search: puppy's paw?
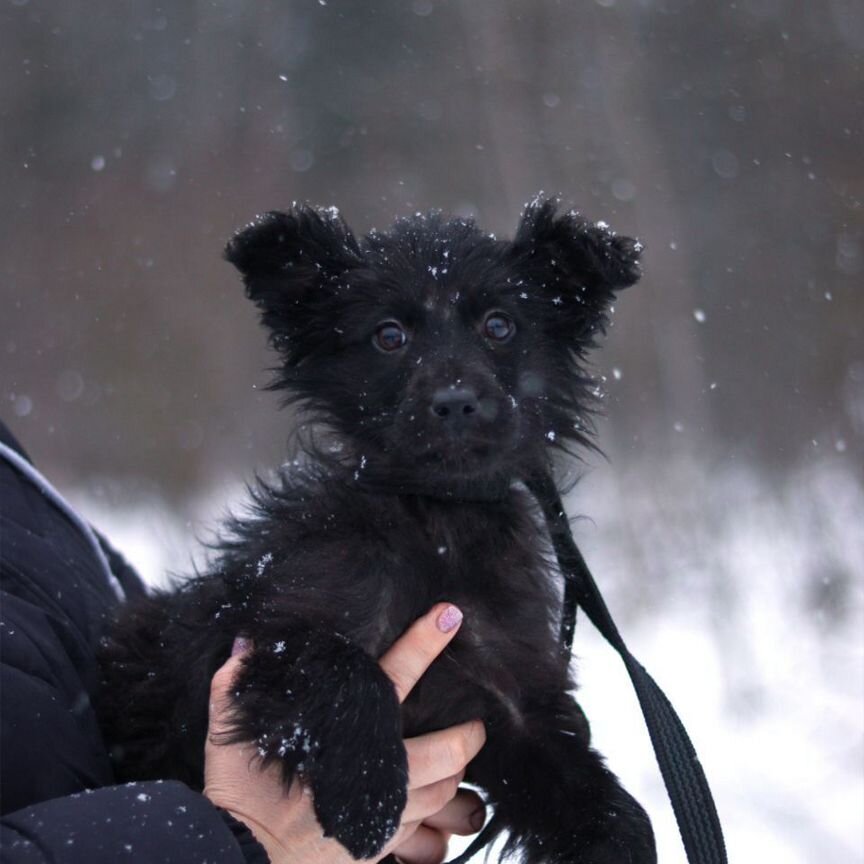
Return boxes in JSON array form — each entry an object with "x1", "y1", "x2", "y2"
[
  {"x1": 311, "y1": 741, "x2": 408, "y2": 859},
  {"x1": 227, "y1": 626, "x2": 408, "y2": 859},
  {"x1": 307, "y1": 642, "x2": 408, "y2": 858}
]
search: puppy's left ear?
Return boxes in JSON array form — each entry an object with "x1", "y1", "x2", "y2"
[{"x1": 511, "y1": 196, "x2": 642, "y2": 338}]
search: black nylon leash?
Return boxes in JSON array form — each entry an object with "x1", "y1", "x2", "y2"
[{"x1": 525, "y1": 468, "x2": 728, "y2": 864}]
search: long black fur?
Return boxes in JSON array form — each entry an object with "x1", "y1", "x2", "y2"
[{"x1": 97, "y1": 196, "x2": 655, "y2": 864}]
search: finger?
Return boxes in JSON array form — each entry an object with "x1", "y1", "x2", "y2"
[
  {"x1": 422, "y1": 789, "x2": 487, "y2": 836},
  {"x1": 392, "y1": 823, "x2": 449, "y2": 864},
  {"x1": 209, "y1": 657, "x2": 241, "y2": 718},
  {"x1": 405, "y1": 721, "x2": 486, "y2": 788},
  {"x1": 379, "y1": 604, "x2": 463, "y2": 703},
  {"x1": 208, "y1": 638, "x2": 252, "y2": 729},
  {"x1": 402, "y1": 772, "x2": 464, "y2": 823}
]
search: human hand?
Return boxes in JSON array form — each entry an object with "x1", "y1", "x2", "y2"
[{"x1": 203, "y1": 603, "x2": 487, "y2": 864}]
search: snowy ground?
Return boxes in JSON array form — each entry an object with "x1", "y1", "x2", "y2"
[
  {"x1": 570, "y1": 457, "x2": 864, "y2": 864},
  {"x1": 72, "y1": 455, "x2": 864, "y2": 864}
]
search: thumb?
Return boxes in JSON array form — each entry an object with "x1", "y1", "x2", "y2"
[{"x1": 208, "y1": 637, "x2": 252, "y2": 736}]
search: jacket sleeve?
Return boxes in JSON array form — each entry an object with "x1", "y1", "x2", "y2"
[
  {"x1": 0, "y1": 781, "x2": 267, "y2": 864},
  {"x1": 0, "y1": 423, "x2": 269, "y2": 864}
]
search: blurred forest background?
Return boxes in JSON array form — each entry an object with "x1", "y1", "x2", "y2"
[{"x1": 1, "y1": 1, "x2": 861, "y2": 862}]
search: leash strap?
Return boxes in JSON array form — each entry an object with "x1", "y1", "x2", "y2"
[{"x1": 525, "y1": 470, "x2": 728, "y2": 864}]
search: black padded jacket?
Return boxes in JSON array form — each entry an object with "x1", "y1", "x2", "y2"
[{"x1": 0, "y1": 420, "x2": 267, "y2": 864}]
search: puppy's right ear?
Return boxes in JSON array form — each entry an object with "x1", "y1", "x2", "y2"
[{"x1": 225, "y1": 205, "x2": 362, "y2": 361}]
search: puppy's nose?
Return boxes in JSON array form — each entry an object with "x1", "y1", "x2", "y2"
[{"x1": 430, "y1": 387, "x2": 479, "y2": 420}]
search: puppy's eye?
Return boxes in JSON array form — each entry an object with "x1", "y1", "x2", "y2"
[
  {"x1": 374, "y1": 321, "x2": 408, "y2": 352},
  {"x1": 483, "y1": 311, "x2": 515, "y2": 343}
]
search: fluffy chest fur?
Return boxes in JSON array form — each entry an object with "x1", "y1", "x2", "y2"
[{"x1": 218, "y1": 476, "x2": 564, "y2": 736}]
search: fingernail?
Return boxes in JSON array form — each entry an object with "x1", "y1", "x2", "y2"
[
  {"x1": 436, "y1": 605, "x2": 463, "y2": 633},
  {"x1": 231, "y1": 636, "x2": 251, "y2": 656},
  {"x1": 469, "y1": 806, "x2": 486, "y2": 832}
]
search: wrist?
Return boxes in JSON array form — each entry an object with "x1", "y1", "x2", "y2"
[
  {"x1": 217, "y1": 807, "x2": 273, "y2": 864},
  {"x1": 220, "y1": 807, "x2": 288, "y2": 864}
]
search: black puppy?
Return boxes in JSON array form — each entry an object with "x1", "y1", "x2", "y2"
[{"x1": 98, "y1": 196, "x2": 656, "y2": 864}]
